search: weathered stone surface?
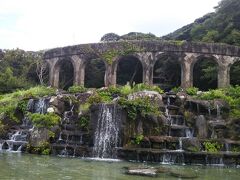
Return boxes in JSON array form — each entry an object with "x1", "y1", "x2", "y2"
[
  {"x1": 182, "y1": 138, "x2": 201, "y2": 152},
  {"x1": 128, "y1": 90, "x2": 163, "y2": 105},
  {"x1": 44, "y1": 41, "x2": 240, "y2": 59},
  {"x1": 170, "y1": 170, "x2": 198, "y2": 179},
  {"x1": 125, "y1": 166, "x2": 169, "y2": 177},
  {"x1": 44, "y1": 40, "x2": 240, "y2": 88},
  {"x1": 148, "y1": 136, "x2": 178, "y2": 143},
  {"x1": 196, "y1": 115, "x2": 207, "y2": 138},
  {"x1": 126, "y1": 167, "x2": 158, "y2": 177},
  {"x1": 29, "y1": 128, "x2": 51, "y2": 147}
]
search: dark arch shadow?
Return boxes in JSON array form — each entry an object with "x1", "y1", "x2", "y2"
[
  {"x1": 58, "y1": 58, "x2": 74, "y2": 90},
  {"x1": 230, "y1": 61, "x2": 240, "y2": 86},
  {"x1": 84, "y1": 59, "x2": 106, "y2": 88},
  {"x1": 116, "y1": 55, "x2": 143, "y2": 86},
  {"x1": 193, "y1": 57, "x2": 218, "y2": 91},
  {"x1": 153, "y1": 54, "x2": 181, "y2": 90}
]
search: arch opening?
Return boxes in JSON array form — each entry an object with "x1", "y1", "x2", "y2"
[
  {"x1": 116, "y1": 56, "x2": 143, "y2": 86},
  {"x1": 193, "y1": 57, "x2": 218, "y2": 91},
  {"x1": 230, "y1": 61, "x2": 240, "y2": 86},
  {"x1": 153, "y1": 54, "x2": 181, "y2": 90},
  {"x1": 58, "y1": 59, "x2": 74, "y2": 90},
  {"x1": 84, "y1": 59, "x2": 106, "y2": 88}
]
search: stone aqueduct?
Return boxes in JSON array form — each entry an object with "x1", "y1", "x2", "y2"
[{"x1": 43, "y1": 40, "x2": 240, "y2": 89}]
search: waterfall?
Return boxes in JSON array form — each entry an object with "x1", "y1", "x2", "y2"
[
  {"x1": 0, "y1": 142, "x2": 3, "y2": 151},
  {"x1": 185, "y1": 128, "x2": 194, "y2": 138},
  {"x1": 178, "y1": 137, "x2": 183, "y2": 151},
  {"x1": 216, "y1": 104, "x2": 221, "y2": 118},
  {"x1": 167, "y1": 97, "x2": 170, "y2": 106},
  {"x1": 208, "y1": 106, "x2": 211, "y2": 116},
  {"x1": 5, "y1": 130, "x2": 28, "y2": 152},
  {"x1": 225, "y1": 143, "x2": 231, "y2": 153},
  {"x1": 93, "y1": 104, "x2": 121, "y2": 159},
  {"x1": 27, "y1": 98, "x2": 49, "y2": 114}
]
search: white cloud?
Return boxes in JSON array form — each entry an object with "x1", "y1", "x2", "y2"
[{"x1": 0, "y1": 0, "x2": 220, "y2": 50}]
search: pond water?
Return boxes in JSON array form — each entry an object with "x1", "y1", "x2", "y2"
[{"x1": 0, "y1": 152, "x2": 239, "y2": 180}]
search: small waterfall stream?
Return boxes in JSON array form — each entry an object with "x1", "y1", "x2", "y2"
[
  {"x1": 1, "y1": 98, "x2": 49, "y2": 152},
  {"x1": 93, "y1": 104, "x2": 121, "y2": 159}
]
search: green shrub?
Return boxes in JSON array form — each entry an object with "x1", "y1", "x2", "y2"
[
  {"x1": 29, "y1": 113, "x2": 61, "y2": 128},
  {"x1": 186, "y1": 87, "x2": 199, "y2": 96},
  {"x1": 197, "y1": 87, "x2": 240, "y2": 118},
  {"x1": 28, "y1": 141, "x2": 51, "y2": 155},
  {"x1": 199, "y1": 89, "x2": 225, "y2": 100},
  {"x1": 0, "y1": 120, "x2": 6, "y2": 136},
  {"x1": 133, "y1": 83, "x2": 164, "y2": 94},
  {"x1": 172, "y1": 87, "x2": 182, "y2": 93},
  {"x1": 87, "y1": 93, "x2": 103, "y2": 104},
  {"x1": 68, "y1": 85, "x2": 86, "y2": 94},
  {"x1": 0, "y1": 86, "x2": 56, "y2": 122},
  {"x1": 118, "y1": 97, "x2": 160, "y2": 120},
  {"x1": 41, "y1": 148, "x2": 51, "y2": 155},
  {"x1": 78, "y1": 115, "x2": 89, "y2": 129},
  {"x1": 97, "y1": 91, "x2": 112, "y2": 102},
  {"x1": 203, "y1": 141, "x2": 223, "y2": 153},
  {"x1": 120, "y1": 84, "x2": 132, "y2": 96},
  {"x1": 226, "y1": 85, "x2": 240, "y2": 98},
  {"x1": 134, "y1": 134, "x2": 144, "y2": 145},
  {"x1": 16, "y1": 99, "x2": 28, "y2": 113}
]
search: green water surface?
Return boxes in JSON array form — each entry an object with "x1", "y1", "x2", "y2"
[{"x1": 0, "y1": 152, "x2": 239, "y2": 180}]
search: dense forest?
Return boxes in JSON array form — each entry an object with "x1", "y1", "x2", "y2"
[
  {"x1": 0, "y1": 0, "x2": 240, "y2": 94},
  {"x1": 163, "y1": 0, "x2": 240, "y2": 46}
]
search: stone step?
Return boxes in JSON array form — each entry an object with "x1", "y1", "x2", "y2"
[{"x1": 117, "y1": 147, "x2": 240, "y2": 165}]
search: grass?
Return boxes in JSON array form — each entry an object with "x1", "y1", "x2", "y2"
[{"x1": 0, "y1": 86, "x2": 56, "y2": 122}]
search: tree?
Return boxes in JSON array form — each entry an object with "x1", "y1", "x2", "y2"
[
  {"x1": 0, "y1": 68, "x2": 26, "y2": 93},
  {"x1": 35, "y1": 53, "x2": 49, "y2": 85}
]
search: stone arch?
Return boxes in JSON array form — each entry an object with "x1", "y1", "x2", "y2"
[
  {"x1": 153, "y1": 52, "x2": 181, "y2": 90},
  {"x1": 192, "y1": 55, "x2": 219, "y2": 90},
  {"x1": 52, "y1": 57, "x2": 75, "y2": 90},
  {"x1": 83, "y1": 58, "x2": 107, "y2": 88},
  {"x1": 230, "y1": 59, "x2": 240, "y2": 86},
  {"x1": 113, "y1": 54, "x2": 144, "y2": 86}
]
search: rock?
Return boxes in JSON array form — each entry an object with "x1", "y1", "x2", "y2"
[
  {"x1": 126, "y1": 167, "x2": 158, "y2": 177},
  {"x1": 49, "y1": 96, "x2": 65, "y2": 114},
  {"x1": 125, "y1": 166, "x2": 171, "y2": 177},
  {"x1": 170, "y1": 170, "x2": 198, "y2": 179},
  {"x1": 29, "y1": 128, "x2": 51, "y2": 147},
  {"x1": 128, "y1": 90, "x2": 163, "y2": 105},
  {"x1": 196, "y1": 115, "x2": 207, "y2": 138},
  {"x1": 156, "y1": 167, "x2": 170, "y2": 173},
  {"x1": 149, "y1": 136, "x2": 178, "y2": 143},
  {"x1": 182, "y1": 138, "x2": 201, "y2": 152},
  {"x1": 47, "y1": 107, "x2": 55, "y2": 113},
  {"x1": 76, "y1": 92, "x2": 93, "y2": 104}
]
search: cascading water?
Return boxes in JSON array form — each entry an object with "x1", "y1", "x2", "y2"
[
  {"x1": 178, "y1": 137, "x2": 183, "y2": 151},
  {"x1": 27, "y1": 98, "x2": 49, "y2": 114},
  {"x1": 1, "y1": 98, "x2": 49, "y2": 153},
  {"x1": 93, "y1": 103, "x2": 122, "y2": 159},
  {"x1": 185, "y1": 128, "x2": 194, "y2": 138},
  {"x1": 0, "y1": 142, "x2": 3, "y2": 151},
  {"x1": 216, "y1": 104, "x2": 221, "y2": 118},
  {"x1": 6, "y1": 130, "x2": 28, "y2": 152}
]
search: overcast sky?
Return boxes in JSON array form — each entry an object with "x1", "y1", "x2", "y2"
[{"x1": 0, "y1": 0, "x2": 220, "y2": 51}]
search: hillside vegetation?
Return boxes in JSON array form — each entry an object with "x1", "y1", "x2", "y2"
[{"x1": 163, "y1": 0, "x2": 240, "y2": 46}]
